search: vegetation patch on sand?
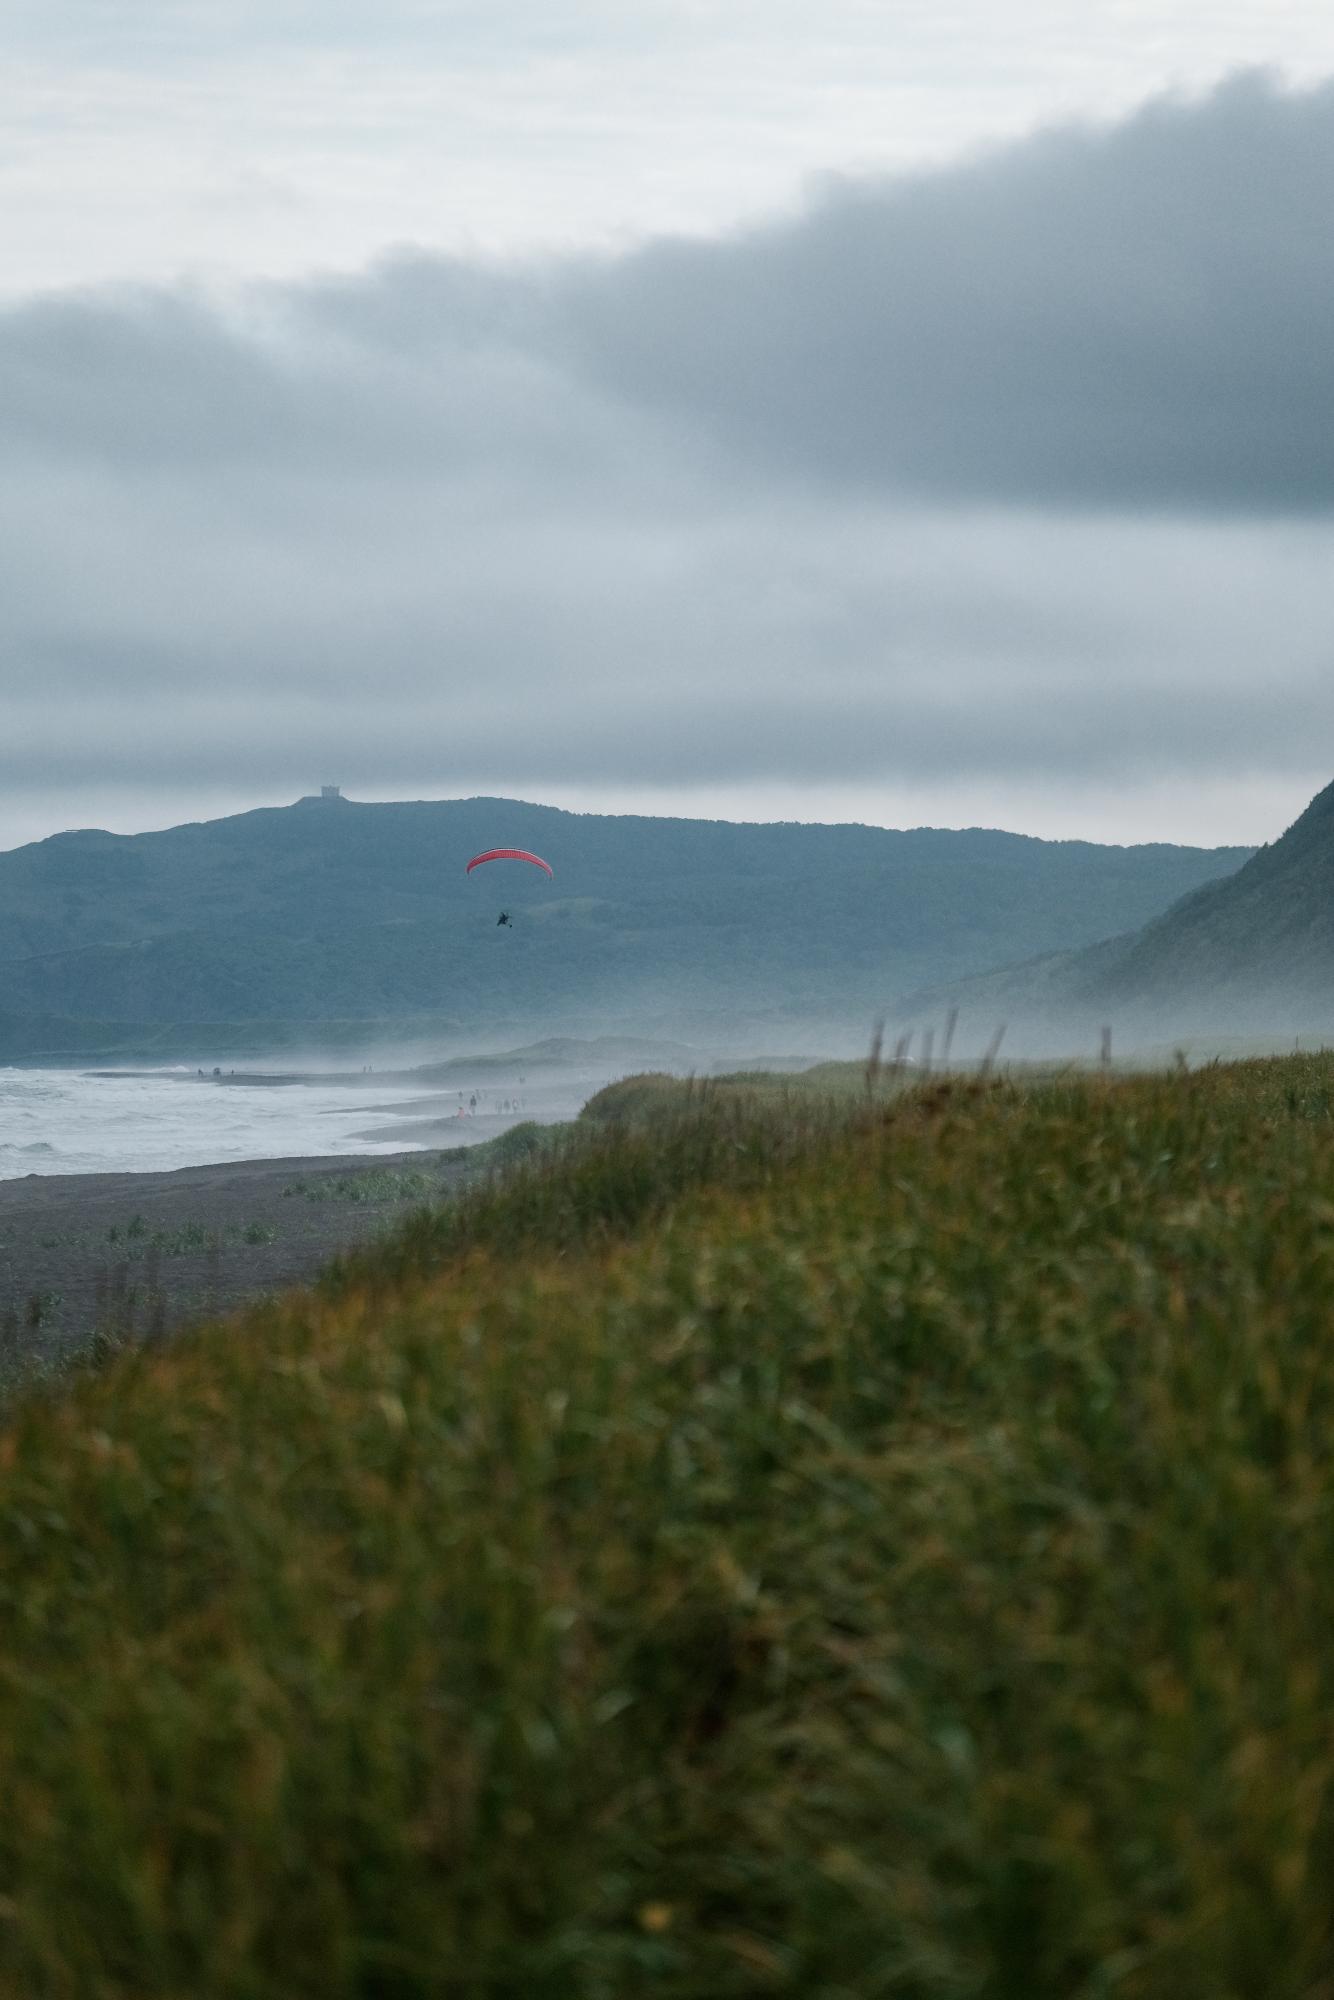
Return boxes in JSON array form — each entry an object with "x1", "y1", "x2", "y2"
[{"x1": 1, "y1": 1057, "x2": 1332, "y2": 1995}]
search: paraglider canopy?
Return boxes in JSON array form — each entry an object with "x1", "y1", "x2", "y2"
[{"x1": 465, "y1": 848, "x2": 553, "y2": 877}]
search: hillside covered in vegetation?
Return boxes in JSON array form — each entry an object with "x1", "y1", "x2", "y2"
[
  {"x1": 0, "y1": 794, "x2": 1251, "y2": 1057},
  {"x1": 921, "y1": 777, "x2": 1334, "y2": 1046},
  {"x1": 2, "y1": 1055, "x2": 1331, "y2": 1995},
  {"x1": 1090, "y1": 774, "x2": 1334, "y2": 1017}
]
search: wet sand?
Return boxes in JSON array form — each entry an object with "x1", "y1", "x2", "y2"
[
  {"x1": 0, "y1": 1145, "x2": 485, "y2": 1377},
  {"x1": 351, "y1": 1099, "x2": 559, "y2": 1146}
]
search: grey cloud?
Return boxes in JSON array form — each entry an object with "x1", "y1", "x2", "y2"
[
  {"x1": 4, "y1": 73, "x2": 1334, "y2": 845},
  {"x1": 276, "y1": 71, "x2": 1334, "y2": 511},
  {"x1": 2, "y1": 626, "x2": 1327, "y2": 793},
  {"x1": 554, "y1": 71, "x2": 1334, "y2": 511},
  {"x1": 10, "y1": 72, "x2": 1334, "y2": 511},
  {"x1": 0, "y1": 288, "x2": 585, "y2": 479},
  {"x1": 15, "y1": 77, "x2": 1334, "y2": 512}
]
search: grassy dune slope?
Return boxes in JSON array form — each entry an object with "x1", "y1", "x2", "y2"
[{"x1": 2, "y1": 1061, "x2": 1333, "y2": 1997}]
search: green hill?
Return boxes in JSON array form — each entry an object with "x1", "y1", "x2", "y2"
[
  {"x1": 919, "y1": 777, "x2": 1334, "y2": 1046},
  {"x1": 0, "y1": 795, "x2": 1250, "y2": 1058},
  {"x1": 1092, "y1": 776, "x2": 1334, "y2": 1019},
  {"x1": 2, "y1": 1058, "x2": 1332, "y2": 1993}
]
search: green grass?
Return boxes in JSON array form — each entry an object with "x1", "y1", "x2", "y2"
[
  {"x1": 102, "y1": 1218, "x2": 280, "y2": 1257},
  {"x1": 1, "y1": 1057, "x2": 1333, "y2": 1996},
  {"x1": 579, "y1": 1060, "x2": 926, "y2": 1127},
  {"x1": 282, "y1": 1166, "x2": 452, "y2": 1205},
  {"x1": 282, "y1": 1130, "x2": 556, "y2": 1209}
]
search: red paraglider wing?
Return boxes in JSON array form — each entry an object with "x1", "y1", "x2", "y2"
[{"x1": 465, "y1": 847, "x2": 554, "y2": 877}]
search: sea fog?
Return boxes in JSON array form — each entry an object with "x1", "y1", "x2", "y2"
[{"x1": 0, "y1": 1060, "x2": 601, "y2": 1181}]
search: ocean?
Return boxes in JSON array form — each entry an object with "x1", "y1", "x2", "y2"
[{"x1": 0, "y1": 1067, "x2": 473, "y2": 1180}]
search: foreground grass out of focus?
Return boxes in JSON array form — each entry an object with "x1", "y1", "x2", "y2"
[{"x1": 2, "y1": 1056, "x2": 1333, "y2": 1998}]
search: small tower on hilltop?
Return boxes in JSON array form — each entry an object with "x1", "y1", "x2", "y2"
[{"x1": 321, "y1": 784, "x2": 341, "y2": 802}]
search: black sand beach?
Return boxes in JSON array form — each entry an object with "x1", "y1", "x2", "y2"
[
  {"x1": 0, "y1": 1040, "x2": 643, "y2": 1379},
  {"x1": 0, "y1": 1146, "x2": 485, "y2": 1376}
]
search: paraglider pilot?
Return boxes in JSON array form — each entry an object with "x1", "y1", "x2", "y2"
[{"x1": 464, "y1": 851, "x2": 551, "y2": 931}]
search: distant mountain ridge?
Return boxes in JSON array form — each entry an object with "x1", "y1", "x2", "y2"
[{"x1": 0, "y1": 795, "x2": 1253, "y2": 1058}]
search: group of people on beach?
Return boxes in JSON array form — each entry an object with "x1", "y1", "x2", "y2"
[{"x1": 453, "y1": 1089, "x2": 524, "y2": 1118}]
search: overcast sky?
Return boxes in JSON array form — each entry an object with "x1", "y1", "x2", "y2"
[{"x1": 5, "y1": 4, "x2": 1334, "y2": 851}]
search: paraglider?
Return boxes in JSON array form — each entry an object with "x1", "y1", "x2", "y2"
[
  {"x1": 465, "y1": 847, "x2": 552, "y2": 930},
  {"x1": 465, "y1": 849, "x2": 553, "y2": 878}
]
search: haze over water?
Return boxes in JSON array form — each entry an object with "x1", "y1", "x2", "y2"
[{"x1": 0, "y1": 1068, "x2": 561, "y2": 1180}]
